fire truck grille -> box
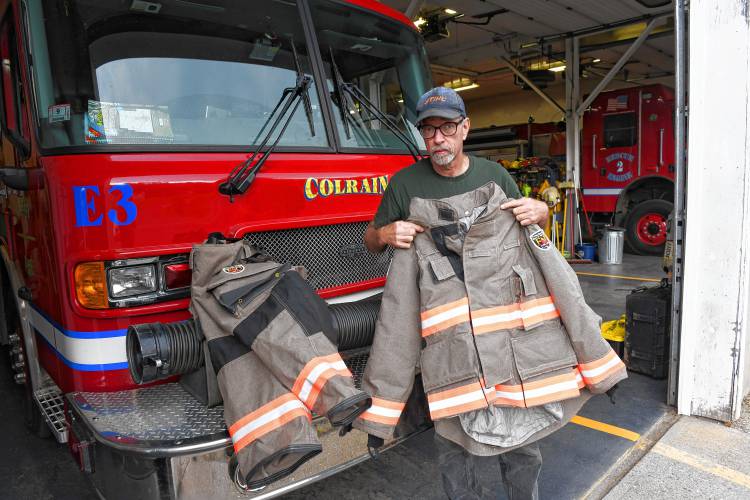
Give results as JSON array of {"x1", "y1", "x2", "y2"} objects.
[{"x1": 243, "y1": 221, "x2": 393, "y2": 291}]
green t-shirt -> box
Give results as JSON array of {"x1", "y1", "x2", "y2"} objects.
[{"x1": 373, "y1": 155, "x2": 522, "y2": 227}]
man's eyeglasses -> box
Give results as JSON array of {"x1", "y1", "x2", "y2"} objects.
[{"x1": 418, "y1": 118, "x2": 465, "y2": 139}]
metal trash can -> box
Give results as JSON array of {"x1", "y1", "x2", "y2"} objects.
[{"x1": 599, "y1": 226, "x2": 625, "y2": 264}]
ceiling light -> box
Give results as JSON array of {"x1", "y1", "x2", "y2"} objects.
[
  {"x1": 593, "y1": 58, "x2": 601, "y2": 63},
  {"x1": 443, "y1": 77, "x2": 479, "y2": 92},
  {"x1": 414, "y1": 17, "x2": 426, "y2": 27},
  {"x1": 548, "y1": 65, "x2": 566, "y2": 72},
  {"x1": 452, "y1": 83, "x2": 479, "y2": 92},
  {"x1": 444, "y1": 8, "x2": 457, "y2": 15}
]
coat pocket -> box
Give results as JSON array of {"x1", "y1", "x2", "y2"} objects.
[
  {"x1": 207, "y1": 262, "x2": 285, "y2": 311},
  {"x1": 420, "y1": 332, "x2": 481, "y2": 393},
  {"x1": 510, "y1": 323, "x2": 577, "y2": 380},
  {"x1": 473, "y1": 330, "x2": 512, "y2": 387},
  {"x1": 429, "y1": 256, "x2": 456, "y2": 281},
  {"x1": 512, "y1": 265, "x2": 537, "y2": 296}
]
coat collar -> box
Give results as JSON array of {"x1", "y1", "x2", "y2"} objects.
[{"x1": 407, "y1": 182, "x2": 513, "y2": 229}]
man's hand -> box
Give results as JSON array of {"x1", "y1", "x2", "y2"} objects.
[
  {"x1": 364, "y1": 221, "x2": 424, "y2": 252},
  {"x1": 501, "y1": 197, "x2": 550, "y2": 229}
]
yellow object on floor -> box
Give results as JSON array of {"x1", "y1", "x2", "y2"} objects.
[{"x1": 601, "y1": 314, "x2": 626, "y2": 342}]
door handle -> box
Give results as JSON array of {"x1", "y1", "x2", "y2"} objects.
[
  {"x1": 592, "y1": 134, "x2": 598, "y2": 169},
  {"x1": 658, "y1": 128, "x2": 664, "y2": 170}
]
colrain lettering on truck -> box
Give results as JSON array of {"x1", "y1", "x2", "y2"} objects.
[{"x1": 0, "y1": 0, "x2": 430, "y2": 498}]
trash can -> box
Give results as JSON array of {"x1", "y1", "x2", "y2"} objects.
[{"x1": 599, "y1": 226, "x2": 625, "y2": 264}]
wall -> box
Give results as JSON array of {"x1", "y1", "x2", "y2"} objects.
[{"x1": 678, "y1": 0, "x2": 750, "y2": 421}]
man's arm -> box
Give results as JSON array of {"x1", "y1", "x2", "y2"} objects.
[
  {"x1": 500, "y1": 197, "x2": 550, "y2": 230},
  {"x1": 365, "y1": 221, "x2": 425, "y2": 253}
]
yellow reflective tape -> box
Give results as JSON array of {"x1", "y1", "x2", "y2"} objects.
[
  {"x1": 575, "y1": 271, "x2": 661, "y2": 282},
  {"x1": 570, "y1": 415, "x2": 641, "y2": 441}
]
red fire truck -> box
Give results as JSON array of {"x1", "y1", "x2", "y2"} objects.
[
  {"x1": 466, "y1": 84, "x2": 675, "y2": 255},
  {"x1": 0, "y1": 0, "x2": 430, "y2": 497},
  {"x1": 581, "y1": 84, "x2": 675, "y2": 255}
]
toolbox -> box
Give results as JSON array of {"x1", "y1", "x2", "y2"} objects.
[{"x1": 625, "y1": 283, "x2": 672, "y2": 379}]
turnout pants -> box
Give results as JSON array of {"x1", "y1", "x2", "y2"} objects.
[
  {"x1": 435, "y1": 433, "x2": 542, "y2": 500},
  {"x1": 190, "y1": 238, "x2": 369, "y2": 489}
]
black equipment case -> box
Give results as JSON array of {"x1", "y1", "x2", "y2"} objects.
[{"x1": 625, "y1": 283, "x2": 672, "y2": 379}]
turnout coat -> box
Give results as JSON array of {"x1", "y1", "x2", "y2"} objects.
[{"x1": 354, "y1": 182, "x2": 626, "y2": 454}]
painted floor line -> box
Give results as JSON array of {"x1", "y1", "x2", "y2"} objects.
[
  {"x1": 575, "y1": 271, "x2": 662, "y2": 282},
  {"x1": 651, "y1": 442, "x2": 750, "y2": 489},
  {"x1": 570, "y1": 415, "x2": 641, "y2": 442}
]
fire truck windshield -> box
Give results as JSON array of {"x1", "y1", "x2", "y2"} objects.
[
  {"x1": 24, "y1": 0, "x2": 430, "y2": 154},
  {"x1": 308, "y1": 0, "x2": 429, "y2": 152}
]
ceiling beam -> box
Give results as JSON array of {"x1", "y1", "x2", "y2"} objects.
[
  {"x1": 404, "y1": 0, "x2": 424, "y2": 20},
  {"x1": 499, "y1": 56, "x2": 565, "y2": 114},
  {"x1": 576, "y1": 17, "x2": 660, "y2": 115}
]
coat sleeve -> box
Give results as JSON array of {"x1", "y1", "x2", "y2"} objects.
[
  {"x1": 523, "y1": 224, "x2": 627, "y2": 394},
  {"x1": 353, "y1": 246, "x2": 422, "y2": 439}
]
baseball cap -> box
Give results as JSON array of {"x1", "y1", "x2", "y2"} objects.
[{"x1": 416, "y1": 87, "x2": 466, "y2": 123}]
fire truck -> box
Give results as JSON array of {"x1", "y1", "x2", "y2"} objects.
[
  {"x1": 581, "y1": 84, "x2": 675, "y2": 255},
  {"x1": 0, "y1": 0, "x2": 430, "y2": 498},
  {"x1": 466, "y1": 84, "x2": 675, "y2": 255}
]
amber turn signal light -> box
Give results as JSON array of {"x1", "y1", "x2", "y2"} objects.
[{"x1": 74, "y1": 261, "x2": 108, "y2": 309}]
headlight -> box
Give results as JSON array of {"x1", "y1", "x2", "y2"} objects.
[{"x1": 109, "y1": 265, "x2": 157, "y2": 298}]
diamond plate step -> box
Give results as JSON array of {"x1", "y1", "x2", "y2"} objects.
[
  {"x1": 35, "y1": 385, "x2": 68, "y2": 443},
  {"x1": 66, "y1": 350, "x2": 370, "y2": 455}
]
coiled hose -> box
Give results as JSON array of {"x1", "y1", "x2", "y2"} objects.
[
  {"x1": 127, "y1": 320, "x2": 204, "y2": 384},
  {"x1": 127, "y1": 299, "x2": 381, "y2": 384},
  {"x1": 329, "y1": 299, "x2": 381, "y2": 351}
]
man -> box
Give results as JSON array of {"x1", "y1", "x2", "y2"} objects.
[
  {"x1": 363, "y1": 87, "x2": 551, "y2": 499},
  {"x1": 364, "y1": 87, "x2": 549, "y2": 253}
]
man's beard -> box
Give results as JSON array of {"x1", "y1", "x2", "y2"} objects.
[{"x1": 429, "y1": 146, "x2": 456, "y2": 166}]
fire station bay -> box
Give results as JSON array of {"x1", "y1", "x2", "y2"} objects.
[{"x1": 2, "y1": 1, "x2": 750, "y2": 499}]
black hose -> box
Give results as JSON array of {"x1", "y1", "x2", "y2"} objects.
[
  {"x1": 127, "y1": 299, "x2": 382, "y2": 384},
  {"x1": 127, "y1": 320, "x2": 203, "y2": 384},
  {"x1": 329, "y1": 299, "x2": 381, "y2": 351}
]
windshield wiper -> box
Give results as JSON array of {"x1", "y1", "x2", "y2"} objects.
[
  {"x1": 220, "y1": 40, "x2": 315, "y2": 199},
  {"x1": 328, "y1": 51, "x2": 422, "y2": 162}
]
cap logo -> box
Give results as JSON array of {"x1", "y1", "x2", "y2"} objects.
[{"x1": 424, "y1": 96, "x2": 447, "y2": 104}]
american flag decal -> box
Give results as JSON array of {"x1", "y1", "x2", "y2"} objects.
[{"x1": 606, "y1": 95, "x2": 628, "y2": 111}]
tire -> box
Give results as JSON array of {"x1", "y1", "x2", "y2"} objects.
[{"x1": 624, "y1": 199, "x2": 673, "y2": 255}]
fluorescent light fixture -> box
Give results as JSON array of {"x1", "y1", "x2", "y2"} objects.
[
  {"x1": 444, "y1": 8, "x2": 457, "y2": 15},
  {"x1": 443, "y1": 77, "x2": 479, "y2": 92},
  {"x1": 414, "y1": 17, "x2": 426, "y2": 27},
  {"x1": 548, "y1": 65, "x2": 566, "y2": 72},
  {"x1": 453, "y1": 83, "x2": 479, "y2": 92},
  {"x1": 593, "y1": 58, "x2": 601, "y2": 63}
]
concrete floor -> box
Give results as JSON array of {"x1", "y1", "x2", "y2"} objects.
[{"x1": 0, "y1": 253, "x2": 670, "y2": 500}]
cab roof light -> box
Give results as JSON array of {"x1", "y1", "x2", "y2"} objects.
[{"x1": 74, "y1": 262, "x2": 108, "y2": 309}]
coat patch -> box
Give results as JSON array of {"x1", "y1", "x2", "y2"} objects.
[
  {"x1": 530, "y1": 230, "x2": 551, "y2": 251},
  {"x1": 222, "y1": 264, "x2": 245, "y2": 274}
]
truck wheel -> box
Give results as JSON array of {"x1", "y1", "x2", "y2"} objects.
[{"x1": 625, "y1": 199, "x2": 673, "y2": 255}]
